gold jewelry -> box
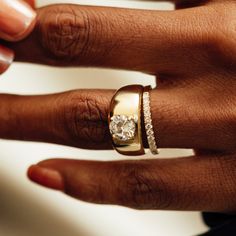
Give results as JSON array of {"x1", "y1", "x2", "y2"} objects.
[
  {"x1": 108, "y1": 85, "x2": 145, "y2": 155},
  {"x1": 143, "y1": 86, "x2": 159, "y2": 154}
]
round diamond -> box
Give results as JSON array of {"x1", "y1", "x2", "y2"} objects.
[
  {"x1": 110, "y1": 115, "x2": 136, "y2": 141},
  {"x1": 147, "y1": 129, "x2": 154, "y2": 135},
  {"x1": 145, "y1": 123, "x2": 153, "y2": 129}
]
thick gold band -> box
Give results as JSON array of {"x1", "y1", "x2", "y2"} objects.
[{"x1": 108, "y1": 85, "x2": 145, "y2": 155}]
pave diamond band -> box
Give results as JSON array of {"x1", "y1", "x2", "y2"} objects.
[
  {"x1": 143, "y1": 87, "x2": 159, "y2": 155},
  {"x1": 108, "y1": 85, "x2": 145, "y2": 156}
]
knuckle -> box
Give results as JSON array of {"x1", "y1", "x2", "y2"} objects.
[
  {"x1": 38, "y1": 5, "x2": 91, "y2": 62},
  {"x1": 37, "y1": 5, "x2": 120, "y2": 66},
  {"x1": 114, "y1": 161, "x2": 171, "y2": 209},
  {"x1": 60, "y1": 90, "x2": 110, "y2": 148},
  {"x1": 199, "y1": 101, "x2": 236, "y2": 152},
  {"x1": 211, "y1": 95, "x2": 236, "y2": 151},
  {"x1": 222, "y1": 115, "x2": 236, "y2": 151},
  {"x1": 203, "y1": 4, "x2": 236, "y2": 68}
]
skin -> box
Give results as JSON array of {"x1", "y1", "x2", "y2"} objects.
[
  {"x1": 1, "y1": 0, "x2": 236, "y2": 212},
  {"x1": 0, "y1": 0, "x2": 36, "y2": 74}
]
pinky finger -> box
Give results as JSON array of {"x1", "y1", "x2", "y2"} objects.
[
  {"x1": 28, "y1": 154, "x2": 236, "y2": 212},
  {"x1": 0, "y1": 45, "x2": 14, "y2": 75}
]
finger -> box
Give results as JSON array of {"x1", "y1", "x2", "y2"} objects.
[
  {"x1": 27, "y1": 154, "x2": 236, "y2": 212},
  {"x1": 0, "y1": 90, "x2": 113, "y2": 149},
  {"x1": 0, "y1": 0, "x2": 36, "y2": 41},
  {"x1": 6, "y1": 4, "x2": 213, "y2": 75},
  {"x1": 0, "y1": 88, "x2": 234, "y2": 152},
  {"x1": 0, "y1": 45, "x2": 14, "y2": 74}
]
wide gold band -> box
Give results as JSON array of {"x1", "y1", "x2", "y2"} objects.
[{"x1": 108, "y1": 85, "x2": 145, "y2": 155}]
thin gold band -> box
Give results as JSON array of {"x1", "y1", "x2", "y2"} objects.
[{"x1": 108, "y1": 85, "x2": 145, "y2": 155}]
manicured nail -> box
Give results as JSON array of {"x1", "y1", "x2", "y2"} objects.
[
  {"x1": 0, "y1": 0, "x2": 36, "y2": 40},
  {"x1": 0, "y1": 45, "x2": 14, "y2": 74},
  {"x1": 28, "y1": 165, "x2": 65, "y2": 191}
]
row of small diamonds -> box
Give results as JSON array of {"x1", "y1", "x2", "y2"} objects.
[{"x1": 143, "y1": 91, "x2": 159, "y2": 155}]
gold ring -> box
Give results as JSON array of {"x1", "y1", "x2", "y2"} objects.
[{"x1": 108, "y1": 85, "x2": 145, "y2": 155}]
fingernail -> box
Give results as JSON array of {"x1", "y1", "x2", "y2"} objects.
[
  {"x1": 0, "y1": 45, "x2": 14, "y2": 74},
  {"x1": 28, "y1": 165, "x2": 65, "y2": 191},
  {"x1": 0, "y1": 0, "x2": 36, "y2": 40}
]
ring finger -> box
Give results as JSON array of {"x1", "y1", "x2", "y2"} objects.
[{"x1": 0, "y1": 87, "x2": 234, "y2": 152}]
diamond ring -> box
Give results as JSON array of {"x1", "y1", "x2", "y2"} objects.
[{"x1": 108, "y1": 85, "x2": 144, "y2": 155}]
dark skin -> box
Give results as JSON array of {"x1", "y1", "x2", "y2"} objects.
[{"x1": 1, "y1": 0, "x2": 236, "y2": 212}]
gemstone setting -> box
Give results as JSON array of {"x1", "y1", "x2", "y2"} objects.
[
  {"x1": 143, "y1": 90, "x2": 158, "y2": 154},
  {"x1": 109, "y1": 115, "x2": 137, "y2": 141}
]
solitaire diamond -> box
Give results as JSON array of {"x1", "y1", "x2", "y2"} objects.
[{"x1": 109, "y1": 115, "x2": 137, "y2": 141}]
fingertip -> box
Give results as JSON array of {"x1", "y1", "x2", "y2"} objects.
[
  {"x1": 27, "y1": 164, "x2": 65, "y2": 191},
  {"x1": 0, "y1": 45, "x2": 14, "y2": 75},
  {"x1": 4, "y1": 14, "x2": 36, "y2": 42},
  {"x1": 0, "y1": 0, "x2": 36, "y2": 42},
  {"x1": 16, "y1": 13, "x2": 36, "y2": 41}
]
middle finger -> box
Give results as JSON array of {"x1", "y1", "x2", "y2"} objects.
[{"x1": 7, "y1": 4, "x2": 214, "y2": 75}]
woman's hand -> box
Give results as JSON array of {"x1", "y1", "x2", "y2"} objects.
[
  {"x1": 0, "y1": 0, "x2": 36, "y2": 74},
  {"x1": 2, "y1": 0, "x2": 236, "y2": 212}
]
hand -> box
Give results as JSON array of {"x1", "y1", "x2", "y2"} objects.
[
  {"x1": 2, "y1": 0, "x2": 236, "y2": 212},
  {"x1": 0, "y1": 0, "x2": 36, "y2": 74}
]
